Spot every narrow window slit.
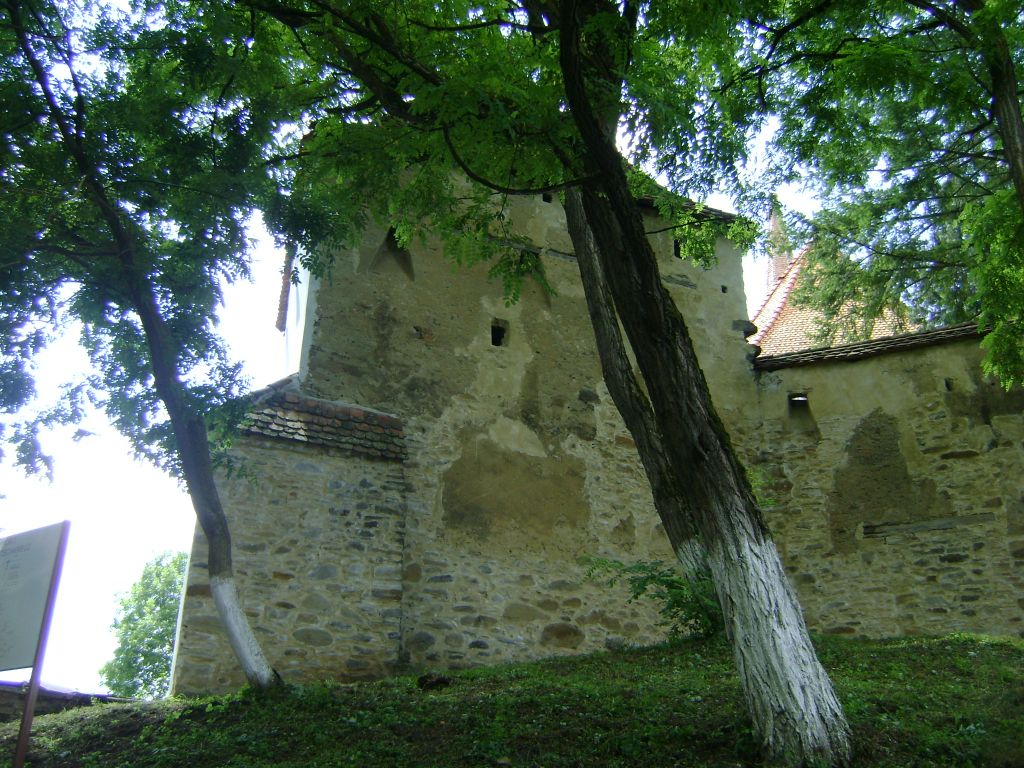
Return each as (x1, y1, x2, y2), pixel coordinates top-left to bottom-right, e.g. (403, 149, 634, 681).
(788, 392, 809, 409)
(491, 319, 509, 347)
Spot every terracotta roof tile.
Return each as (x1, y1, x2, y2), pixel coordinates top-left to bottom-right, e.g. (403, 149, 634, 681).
(750, 252, 806, 351)
(754, 323, 981, 370)
(240, 376, 406, 461)
(751, 253, 906, 356)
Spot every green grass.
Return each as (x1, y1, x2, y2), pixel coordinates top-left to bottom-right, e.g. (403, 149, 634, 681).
(1, 634, 1021, 767)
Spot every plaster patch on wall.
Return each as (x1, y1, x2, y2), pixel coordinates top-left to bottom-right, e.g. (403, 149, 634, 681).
(828, 408, 951, 553)
(486, 417, 548, 457)
(441, 436, 588, 553)
(610, 515, 636, 550)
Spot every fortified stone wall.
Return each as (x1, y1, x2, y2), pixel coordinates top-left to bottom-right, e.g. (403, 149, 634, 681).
(751, 332, 1024, 638)
(174, 191, 1024, 697)
(173, 196, 755, 694)
(172, 393, 409, 693)
(299, 196, 753, 674)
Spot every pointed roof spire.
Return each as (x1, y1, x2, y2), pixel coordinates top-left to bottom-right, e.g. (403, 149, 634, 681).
(767, 197, 794, 287)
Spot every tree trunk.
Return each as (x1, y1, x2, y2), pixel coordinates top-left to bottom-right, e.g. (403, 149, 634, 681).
(109, 256, 281, 691)
(138, 339, 279, 690)
(10, 0, 278, 690)
(921, 0, 1024, 216)
(558, 4, 851, 762)
(977, 14, 1024, 218)
(564, 188, 850, 765)
(563, 189, 705, 567)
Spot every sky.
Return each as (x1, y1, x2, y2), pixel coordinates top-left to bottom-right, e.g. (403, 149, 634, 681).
(0, 197, 790, 695)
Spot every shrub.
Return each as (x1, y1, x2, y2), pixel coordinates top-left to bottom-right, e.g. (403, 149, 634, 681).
(583, 557, 723, 639)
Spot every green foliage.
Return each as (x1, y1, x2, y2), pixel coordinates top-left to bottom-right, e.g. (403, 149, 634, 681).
(242, 0, 768, 304)
(0, 0, 308, 474)
(756, 1, 1024, 384)
(584, 557, 723, 639)
(963, 189, 1024, 387)
(99, 552, 188, 700)
(745, 463, 778, 508)
(2, 634, 1021, 767)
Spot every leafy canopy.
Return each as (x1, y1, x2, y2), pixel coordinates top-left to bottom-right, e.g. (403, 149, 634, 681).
(249, 0, 1024, 394)
(248, 0, 766, 299)
(0, 0, 309, 474)
(100, 551, 188, 699)
(756, 0, 1024, 385)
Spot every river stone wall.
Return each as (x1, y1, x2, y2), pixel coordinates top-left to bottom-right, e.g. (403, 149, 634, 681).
(752, 335, 1024, 638)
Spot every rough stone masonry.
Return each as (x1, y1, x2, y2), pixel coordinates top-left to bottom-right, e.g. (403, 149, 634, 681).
(172, 195, 1023, 694)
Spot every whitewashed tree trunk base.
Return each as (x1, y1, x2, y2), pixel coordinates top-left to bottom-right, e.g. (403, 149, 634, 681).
(698, 533, 851, 766)
(211, 576, 278, 689)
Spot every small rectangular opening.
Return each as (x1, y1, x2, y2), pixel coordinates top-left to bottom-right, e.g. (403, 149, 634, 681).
(541, 192, 553, 203)
(788, 392, 809, 409)
(491, 319, 509, 347)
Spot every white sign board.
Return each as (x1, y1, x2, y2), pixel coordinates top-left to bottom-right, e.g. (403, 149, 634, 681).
(0, 523, 67, 672)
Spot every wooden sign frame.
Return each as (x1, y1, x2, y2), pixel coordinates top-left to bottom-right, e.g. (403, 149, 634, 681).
(0, 521, 70, 768)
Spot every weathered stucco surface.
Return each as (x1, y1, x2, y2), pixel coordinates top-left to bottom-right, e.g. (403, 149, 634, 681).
(173, 195, 1023, 695)
(752, 341, 1024, 638)
(173, 197, 754, 694)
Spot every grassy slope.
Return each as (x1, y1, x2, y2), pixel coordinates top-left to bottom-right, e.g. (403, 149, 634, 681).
(1, 634, 1021, 768)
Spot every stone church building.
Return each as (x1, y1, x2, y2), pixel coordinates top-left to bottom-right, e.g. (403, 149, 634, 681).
(171, 196, 1024, 695)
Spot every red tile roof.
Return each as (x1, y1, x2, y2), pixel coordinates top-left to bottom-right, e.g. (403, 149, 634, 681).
(753, 322, 981, 370)
(750, 253, 808, 355)
(750, 253, 904, 357)
(242, 377, 406, 461)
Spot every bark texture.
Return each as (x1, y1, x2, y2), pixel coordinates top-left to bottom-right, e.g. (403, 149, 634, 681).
(110, 222, 280, 692)
(914, 0, 1024, 216)
(564, 190, 850, 764)
(974, 10, 1024, 217)
(563, 189, 704, 562)
(211, 577, 277, 686)
(558, 2, 851, 763)
(10, 1, 278, 690)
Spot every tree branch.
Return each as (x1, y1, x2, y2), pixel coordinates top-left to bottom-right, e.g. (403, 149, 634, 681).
(408, 16, 543, 34)
(763, 0, 840, 59)
(309, 2, 444, 86)
(442, 127, 596, 195)
(904, 0, 976, 43)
